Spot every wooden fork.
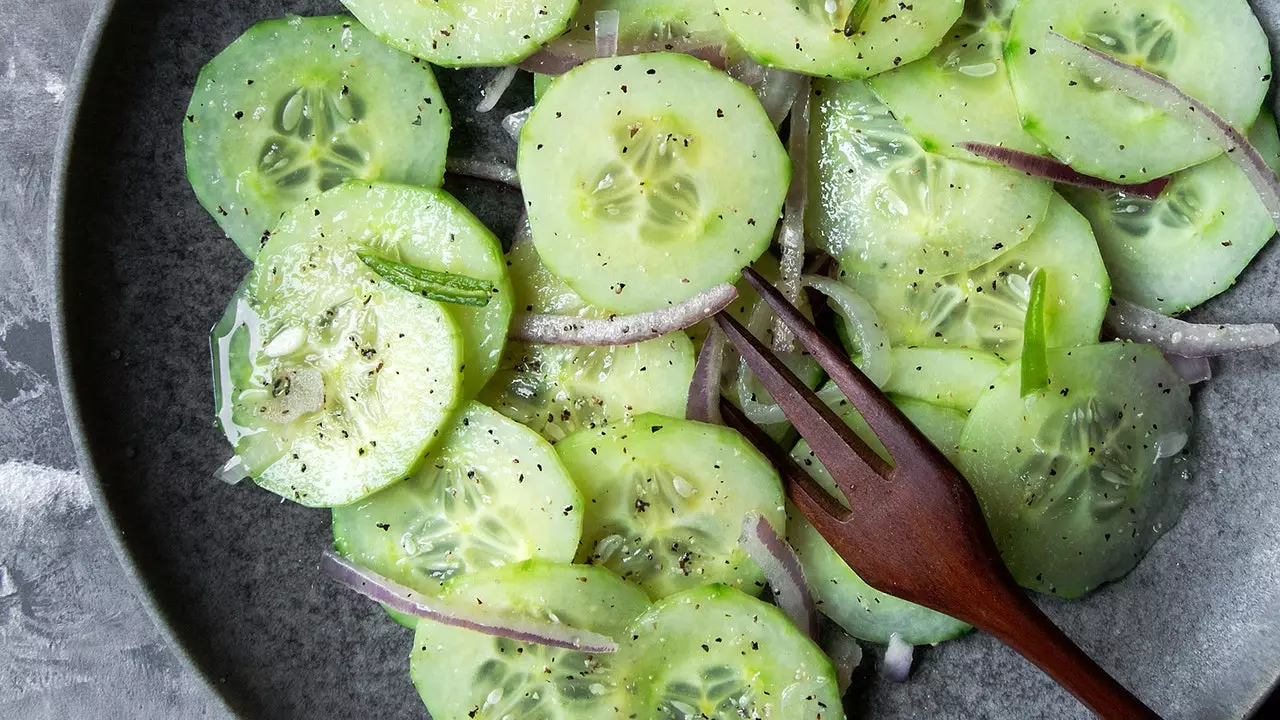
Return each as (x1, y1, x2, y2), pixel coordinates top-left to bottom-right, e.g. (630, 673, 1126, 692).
(714, 267, 1159, 719)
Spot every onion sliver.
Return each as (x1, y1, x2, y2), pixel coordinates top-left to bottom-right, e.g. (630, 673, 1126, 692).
(476, 66, 519, 114)
(958, 142, 1169, 199)
(820, 621, 863, 696)
(1105, 297, 1280, 358)
(802, 275, 892, 387)
(739, 513, 818, 640)
(774, 77, 813, 353)
(1165, 354, 1212, 385)
(686, 325, 726, 425)
(503, 106, 532, 141)
(445, 157, 520, 190)
(882, 632, 914, 682)
(512, 283, 738, 346)
(321, 551, 618, 653)
(1046, 32, 1280, 229)
(594, 10, 619, 58)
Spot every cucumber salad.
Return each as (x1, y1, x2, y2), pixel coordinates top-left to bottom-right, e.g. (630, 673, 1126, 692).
(188, 1, 1280, 717)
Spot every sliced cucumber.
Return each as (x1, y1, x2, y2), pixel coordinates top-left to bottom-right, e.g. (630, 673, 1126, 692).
(410, 561, 651, 719)
(958, 343, 1194, 598)
(717, 0, 963, 80)
(479, 334, 695, 444)
(845, 194, 1110, 360)
(1061, 112, 1280, 315)
(543, 0, 731, 60)
(556, 414, 785, 599)
(627, 585, 843, 718)
(881, 347, 1008, 412)
(184, 16, 450, 258)
(788, 387, 971, 644)
(507, 224, 595, 318)
(340, 0, 579, 67)
(332, 402, 583, 627)
(869, 0, 1044, 159)
(519, 52, 789, 313)
(808, 79, 1053, 277)
(1006, 0, 1272, 182)
(212, 215, 464, 507)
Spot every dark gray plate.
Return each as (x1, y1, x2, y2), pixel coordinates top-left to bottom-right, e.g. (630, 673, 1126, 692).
(49, 1, 1280, 717)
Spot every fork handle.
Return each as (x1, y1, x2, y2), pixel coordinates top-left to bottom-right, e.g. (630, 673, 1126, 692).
(981, 585, 1161, 719)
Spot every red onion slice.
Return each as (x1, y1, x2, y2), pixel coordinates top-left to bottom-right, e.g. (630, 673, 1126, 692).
(1045, 32, 1280, 228)
(1105, 297, 1280, 358)
(882, 632, 914, 682)
(476, 65, 519, 113)
(957, 142, 1170, 200)
(512, 283, 738, 346)
(503, 106, 532, 142)
(594, 10, 620, 58)
(820, 621, 863, 696)
(803, 275, 892, 387)
(322, 551, 618, 653)
(445, 157, 521, 190)
(774, 77, 813, 353)
(216, 456, 248, 486)
(739, 513, 818, 640)
(686, 325, 727, 425)
(1165, 354, 1212, 385)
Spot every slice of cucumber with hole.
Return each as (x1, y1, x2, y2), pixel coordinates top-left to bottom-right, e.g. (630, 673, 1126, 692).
(557, 414, 785, 599)
(809, 79, 1053, 278)
(332, 402, 583, 627)
(185, 16, 450, 258)
(519, 52, 789, 313)
(1006, 0, 1272, 181)
(1061, 112, 1280, 315)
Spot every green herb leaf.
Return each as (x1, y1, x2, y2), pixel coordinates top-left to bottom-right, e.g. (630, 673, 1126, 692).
(1020, 268, 1049, 396)
(844, 0, 873, 36)
(358, 252, 494, 307)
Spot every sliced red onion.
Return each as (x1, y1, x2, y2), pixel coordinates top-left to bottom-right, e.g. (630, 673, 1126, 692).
(957, 142, 1170, 200)
(882, 632, 914, 682)
(476, 65, 519, 113)
(594, 10, 620, 58)
(322, 551, 618, 653)
(1105, 297, 1280, 358)
(774, 77, 813, 353)
(503, 106, 532, 142)
(687, 325, 727, 425)
(803, 275, 892, 387)
(1045, 32, 1280, 228)
(216, 456, 248, 486)
(512, 283, 738, 346)
(739, 513, 818, 640)
(1165, 354, 1212, 385)
(445, 157, 520, 190)
(820, 621, 863, 696)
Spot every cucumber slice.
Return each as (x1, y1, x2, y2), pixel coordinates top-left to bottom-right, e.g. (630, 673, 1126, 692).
(507, 224, 595, 318)
(410, 562, 651, 719)
(1061, 112, 1280, 315)
(881, 347, 1008, 412)
(519, 52, 789, 313)
(787, 387, 971, 644)
(339, 0, 580, 67)
(212, 218, 464, 507)
(1006, 0, 1272, 182)
(809, 79, 1053, 277)
(332, 402, 583, 627)
(628, 585, 843, 718)
(844, 194, 1110, 360)
(556, 414, 785, 599)
(543, 0, 731, 60)
(267, 182, 512, 397)
(717, 0, 963, 80)
(184, 16, 450, 258)
(958, 343, 1194, 598)
(479, 334, 695, 444)
(869, 0, 1045, 159)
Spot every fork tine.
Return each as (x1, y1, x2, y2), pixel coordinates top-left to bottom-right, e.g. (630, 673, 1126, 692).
(739, 267, 927, 464)
(714, 311, 889, 506)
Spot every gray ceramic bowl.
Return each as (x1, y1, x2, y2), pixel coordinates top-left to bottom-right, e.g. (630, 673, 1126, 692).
(50, 1, 1280, 717)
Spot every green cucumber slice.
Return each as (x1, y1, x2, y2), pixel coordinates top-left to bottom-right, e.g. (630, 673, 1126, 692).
(1061, 112, 1280, 315)
(881, 347, 1008, 412)
(410, 562, 651, 719)
(787, 387, 971, 644)
(958, 343, 1194, 597)
(184, 16, 450, 258)
(332, 402, 583, 627)
(507, 224, 595, 318)
(518, 52, 789, 313)
(212, 218, 464, 507)
(628, 585, 843, 718)
(1006, 0, 1272, 182)
(869, 0, 1044, 159)
(339, 0, 580, 67)
(844, 194, 1110, 360)
(479, 334, 695, 444)
(808, 79, 1053, 277)
(542, 0, 731, 61)
(717, 0, 963, 80)
(268, 182, 512, 397)
(556, 414, 785, 599)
